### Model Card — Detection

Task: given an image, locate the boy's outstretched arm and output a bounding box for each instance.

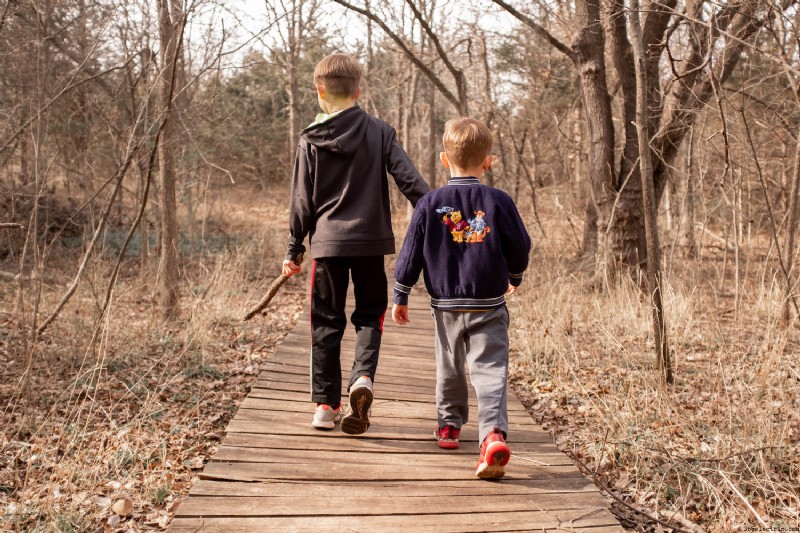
[384,127,430,206]
[393,199,427,321]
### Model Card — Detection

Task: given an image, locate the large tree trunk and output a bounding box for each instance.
[156,0,183,318]
[571,0,616,272]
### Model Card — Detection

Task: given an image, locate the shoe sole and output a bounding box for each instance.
[311,417,340,430]
[341,387,372,435]
[476,442,511,479]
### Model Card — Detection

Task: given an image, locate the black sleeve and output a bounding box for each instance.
[286,143,314,261]
[385,126,431,207]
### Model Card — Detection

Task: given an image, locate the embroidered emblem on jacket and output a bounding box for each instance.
[436,206,491,244]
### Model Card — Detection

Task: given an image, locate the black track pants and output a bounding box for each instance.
[309,256,387,405]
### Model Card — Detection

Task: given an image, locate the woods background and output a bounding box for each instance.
[1,0,799,531]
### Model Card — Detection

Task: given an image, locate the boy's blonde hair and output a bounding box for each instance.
[442,118,493,169]
[314,53,362,98]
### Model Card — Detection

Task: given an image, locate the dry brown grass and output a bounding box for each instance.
[0,184,307,531]
[508,187,800,532]
[3,180,799,532]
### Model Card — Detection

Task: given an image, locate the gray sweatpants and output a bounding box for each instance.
[432,305,509,447]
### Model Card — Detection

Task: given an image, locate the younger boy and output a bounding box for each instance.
[283,53,430,434]
[391,118,531,478]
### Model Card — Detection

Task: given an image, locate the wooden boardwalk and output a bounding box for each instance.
[169,289,623,532]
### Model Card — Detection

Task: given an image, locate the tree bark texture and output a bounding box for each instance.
[156,0,183,318]
[571,0,616,272]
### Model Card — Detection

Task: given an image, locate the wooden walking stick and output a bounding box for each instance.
[242,254,304,321]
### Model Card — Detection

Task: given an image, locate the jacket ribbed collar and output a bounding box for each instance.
[446,177,481,186]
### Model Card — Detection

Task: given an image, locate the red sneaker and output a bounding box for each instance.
[434,425,461,449]
[476,428,511,479]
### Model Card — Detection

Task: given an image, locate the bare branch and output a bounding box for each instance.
[331,0,465,113]
[490,0,574,58]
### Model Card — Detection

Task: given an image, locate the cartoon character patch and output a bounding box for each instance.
[436,206,491,244]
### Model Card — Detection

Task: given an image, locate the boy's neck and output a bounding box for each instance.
[448,167,484,180]
[320,99,357,114]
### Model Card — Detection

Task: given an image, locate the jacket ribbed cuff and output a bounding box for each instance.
[509,272,525,287]
[393,280,412,305]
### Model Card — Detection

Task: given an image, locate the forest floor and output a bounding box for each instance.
[1,182,799,532]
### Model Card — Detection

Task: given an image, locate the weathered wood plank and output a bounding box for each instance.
[225,413,553,443]
[237,397,535,422]
[175,492,611,517]
[245,387,529,413]
[215,432,559,457]
[185,478,604,497]
[169,511,622,532]
[199,460,584,482]
[211,446,573,467]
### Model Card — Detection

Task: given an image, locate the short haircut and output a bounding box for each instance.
[314,53,362,98]
[442,118,493,169]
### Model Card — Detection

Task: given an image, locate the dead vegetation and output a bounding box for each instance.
[0,186,307,532]
[508,188,800,532]
[2,181,799,532]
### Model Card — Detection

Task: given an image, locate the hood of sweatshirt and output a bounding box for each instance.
[301,105,368,156]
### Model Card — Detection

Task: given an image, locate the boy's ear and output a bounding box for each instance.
[482,154,494,170]
[439,151,450,169]
[353,86,361,100]
[315,84,326,98]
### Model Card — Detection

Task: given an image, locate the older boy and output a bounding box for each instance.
[392,118,531,478]
[282,53,430,435]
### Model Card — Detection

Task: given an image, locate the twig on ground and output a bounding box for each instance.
[718,471,769,527]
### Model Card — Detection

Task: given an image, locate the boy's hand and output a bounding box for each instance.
[392,304,410,325]
[505,284,517,297]
[282,260,302,277]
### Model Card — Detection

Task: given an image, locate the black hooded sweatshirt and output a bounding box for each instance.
[286,105,430,260]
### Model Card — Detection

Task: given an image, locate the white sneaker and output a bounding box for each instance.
[341,376,373,435]
[312,403,341,430]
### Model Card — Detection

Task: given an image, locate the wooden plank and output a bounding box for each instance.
[237,397,535,422]
[185,478,604,497]
[245,387,530,412]
[211,446,573,467]
[199,460,584,482]
[225,414,553,443]
[175,492,611,517]
[215,433,560,457]
[169,511,622,532]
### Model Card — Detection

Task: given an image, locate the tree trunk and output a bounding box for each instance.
[427,84,437,189]
[571,0,616,273]
[629,0,671,383]
[781,134,800,325]
[287,0,300,159]
[156,0,183,318]
[683,125,697,258]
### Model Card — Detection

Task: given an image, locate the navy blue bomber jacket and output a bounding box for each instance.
[393,177,532,310]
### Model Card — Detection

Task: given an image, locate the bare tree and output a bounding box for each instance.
[492,0,776,276]
[156,0,186,318]
[267,0,320,159]
[629,0,671,383]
